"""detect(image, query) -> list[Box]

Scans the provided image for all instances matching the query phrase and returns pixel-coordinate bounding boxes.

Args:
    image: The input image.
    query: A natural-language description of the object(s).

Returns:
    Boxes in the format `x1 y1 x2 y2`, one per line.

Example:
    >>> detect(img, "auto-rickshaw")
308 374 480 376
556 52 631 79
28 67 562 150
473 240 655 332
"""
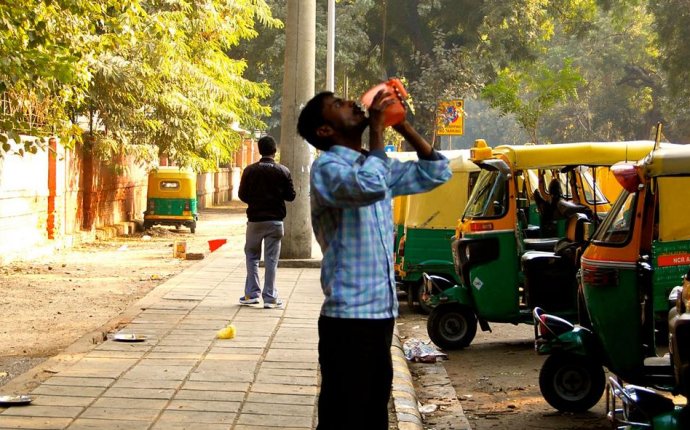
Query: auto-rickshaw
396 149 480 313
534 141 690 414
426 140 660 349
389 151 420 276
143 167 198 233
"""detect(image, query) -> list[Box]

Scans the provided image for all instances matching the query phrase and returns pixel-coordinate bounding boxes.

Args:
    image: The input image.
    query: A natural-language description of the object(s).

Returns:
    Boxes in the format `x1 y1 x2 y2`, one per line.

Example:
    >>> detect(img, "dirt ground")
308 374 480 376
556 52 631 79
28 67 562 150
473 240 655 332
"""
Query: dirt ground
0 202 248 390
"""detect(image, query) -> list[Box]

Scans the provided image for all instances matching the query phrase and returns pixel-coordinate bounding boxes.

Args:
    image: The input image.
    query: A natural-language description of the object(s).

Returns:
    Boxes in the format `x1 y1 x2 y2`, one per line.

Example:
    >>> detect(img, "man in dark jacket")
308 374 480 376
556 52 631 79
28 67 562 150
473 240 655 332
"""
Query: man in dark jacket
238 135 296 308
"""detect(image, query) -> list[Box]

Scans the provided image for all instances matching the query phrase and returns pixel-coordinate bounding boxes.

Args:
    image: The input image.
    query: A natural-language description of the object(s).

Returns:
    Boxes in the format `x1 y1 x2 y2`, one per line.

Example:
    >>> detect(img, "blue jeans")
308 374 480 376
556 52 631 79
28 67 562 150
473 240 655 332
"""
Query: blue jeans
244 220 284 302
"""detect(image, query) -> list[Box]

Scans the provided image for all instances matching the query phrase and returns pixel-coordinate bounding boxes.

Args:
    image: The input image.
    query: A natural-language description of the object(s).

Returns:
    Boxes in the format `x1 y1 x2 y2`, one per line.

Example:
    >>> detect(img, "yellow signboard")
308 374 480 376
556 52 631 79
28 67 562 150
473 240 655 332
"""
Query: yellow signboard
436 100 464 136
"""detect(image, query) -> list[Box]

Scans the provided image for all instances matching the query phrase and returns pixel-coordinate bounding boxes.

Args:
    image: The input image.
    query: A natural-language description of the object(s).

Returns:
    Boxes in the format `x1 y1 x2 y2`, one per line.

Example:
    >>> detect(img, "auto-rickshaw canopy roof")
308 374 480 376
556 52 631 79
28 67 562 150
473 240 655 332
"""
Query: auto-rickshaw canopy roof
390 150 477 226
490 141 659 170
148 166 196 179
640 144 690 178
405 150 479 229
629 143 690 242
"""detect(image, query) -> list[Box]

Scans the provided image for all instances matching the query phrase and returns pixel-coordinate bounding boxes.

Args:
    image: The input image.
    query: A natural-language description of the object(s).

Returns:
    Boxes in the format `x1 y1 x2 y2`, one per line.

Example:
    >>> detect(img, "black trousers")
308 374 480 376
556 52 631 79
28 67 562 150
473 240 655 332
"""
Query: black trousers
317 315 395 430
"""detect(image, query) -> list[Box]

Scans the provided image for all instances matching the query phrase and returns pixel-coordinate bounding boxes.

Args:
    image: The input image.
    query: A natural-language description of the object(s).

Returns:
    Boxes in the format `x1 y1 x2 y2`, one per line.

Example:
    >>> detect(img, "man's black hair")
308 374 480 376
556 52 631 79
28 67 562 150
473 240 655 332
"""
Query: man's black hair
258 135 277 156
297 91 334 151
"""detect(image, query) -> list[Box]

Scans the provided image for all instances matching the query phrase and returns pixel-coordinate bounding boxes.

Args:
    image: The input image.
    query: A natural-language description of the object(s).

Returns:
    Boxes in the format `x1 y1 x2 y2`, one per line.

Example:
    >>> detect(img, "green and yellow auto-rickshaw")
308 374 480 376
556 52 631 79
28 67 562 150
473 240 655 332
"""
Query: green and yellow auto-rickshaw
426 140 660 349
143 167 198 233
396 149 480 313
389 151 420 276
534 141 688 414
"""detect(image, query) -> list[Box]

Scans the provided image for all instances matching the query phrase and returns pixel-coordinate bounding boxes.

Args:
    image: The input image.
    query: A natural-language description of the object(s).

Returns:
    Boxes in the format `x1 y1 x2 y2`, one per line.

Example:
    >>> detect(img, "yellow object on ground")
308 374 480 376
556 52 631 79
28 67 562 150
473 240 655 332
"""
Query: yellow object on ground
216 324 236 339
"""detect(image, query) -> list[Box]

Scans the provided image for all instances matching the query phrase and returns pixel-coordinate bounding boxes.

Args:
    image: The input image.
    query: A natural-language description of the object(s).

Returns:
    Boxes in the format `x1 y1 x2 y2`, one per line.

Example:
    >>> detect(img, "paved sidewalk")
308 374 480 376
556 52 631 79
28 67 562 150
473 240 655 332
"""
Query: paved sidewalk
0 244 423 429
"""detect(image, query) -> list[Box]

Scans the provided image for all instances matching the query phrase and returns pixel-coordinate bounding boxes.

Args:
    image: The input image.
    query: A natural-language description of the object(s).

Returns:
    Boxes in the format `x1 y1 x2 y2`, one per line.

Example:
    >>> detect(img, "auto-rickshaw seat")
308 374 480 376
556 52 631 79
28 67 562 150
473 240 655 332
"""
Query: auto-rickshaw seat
565 213 589 243
524 238 560 252
556 199 593 221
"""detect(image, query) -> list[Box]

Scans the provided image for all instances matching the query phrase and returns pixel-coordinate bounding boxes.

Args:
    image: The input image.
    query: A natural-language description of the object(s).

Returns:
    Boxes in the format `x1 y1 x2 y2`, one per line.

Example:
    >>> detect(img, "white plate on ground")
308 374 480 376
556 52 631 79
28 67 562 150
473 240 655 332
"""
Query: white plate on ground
0 395 33 406
112 333 147 342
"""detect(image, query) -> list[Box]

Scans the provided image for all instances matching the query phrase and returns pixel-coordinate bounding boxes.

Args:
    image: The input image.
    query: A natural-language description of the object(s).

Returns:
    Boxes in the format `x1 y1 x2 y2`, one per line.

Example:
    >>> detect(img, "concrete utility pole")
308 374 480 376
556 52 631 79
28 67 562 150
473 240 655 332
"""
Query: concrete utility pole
280 0 316 259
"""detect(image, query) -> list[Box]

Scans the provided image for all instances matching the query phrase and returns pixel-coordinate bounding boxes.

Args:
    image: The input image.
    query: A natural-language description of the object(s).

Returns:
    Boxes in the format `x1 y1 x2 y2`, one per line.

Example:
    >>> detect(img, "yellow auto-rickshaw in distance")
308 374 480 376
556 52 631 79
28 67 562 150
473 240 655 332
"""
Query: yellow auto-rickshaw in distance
143 167 198 233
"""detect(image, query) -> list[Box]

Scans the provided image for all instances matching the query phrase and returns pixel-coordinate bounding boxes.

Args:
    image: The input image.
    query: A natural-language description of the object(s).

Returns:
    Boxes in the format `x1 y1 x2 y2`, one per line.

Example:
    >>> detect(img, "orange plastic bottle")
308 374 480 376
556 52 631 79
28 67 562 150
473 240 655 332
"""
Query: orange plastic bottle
360 78 409 127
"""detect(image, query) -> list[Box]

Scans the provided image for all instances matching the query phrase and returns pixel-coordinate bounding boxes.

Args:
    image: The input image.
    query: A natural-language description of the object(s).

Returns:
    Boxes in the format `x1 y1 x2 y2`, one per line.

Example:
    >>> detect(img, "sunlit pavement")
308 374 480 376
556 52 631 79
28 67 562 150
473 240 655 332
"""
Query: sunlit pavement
0 231 433 429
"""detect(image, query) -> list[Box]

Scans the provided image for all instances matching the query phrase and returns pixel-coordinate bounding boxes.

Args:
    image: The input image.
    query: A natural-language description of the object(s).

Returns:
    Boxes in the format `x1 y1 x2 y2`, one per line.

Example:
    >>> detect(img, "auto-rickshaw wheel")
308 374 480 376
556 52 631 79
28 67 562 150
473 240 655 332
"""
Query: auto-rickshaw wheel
143 221 153 231
427 304 477 350
539 352 605 412
407 282 431 315
189 221 196 234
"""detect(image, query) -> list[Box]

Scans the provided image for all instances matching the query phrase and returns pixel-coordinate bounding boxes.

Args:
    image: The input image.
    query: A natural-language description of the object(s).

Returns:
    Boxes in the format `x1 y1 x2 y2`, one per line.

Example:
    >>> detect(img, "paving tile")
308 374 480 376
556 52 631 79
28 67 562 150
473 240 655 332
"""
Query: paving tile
154 409 235 424
31 385 107 398
150 345 208 354
260 361 317 371
93 343 152 353
203 353 262 361
211 341 266 349
137 358 198 367
166 399 240 413
110 379 181 390
86 350 148 360
250 383 318 396
173 389 244 402
254 373 317 387
68 418 153 430
264 349 318 363
205 348 264 356
0 405 83 418
157 338 213 348
91 397 168 409
241 402 313 417
180 381 250 393
150 422 229 430
245 392 316 406
234 426 310 430
256 368 316 378
269 342 317 350
79 407 160 421
56 358 138 379
41 377 113 388
190 361 256 382
0 415 72 429
236 412 312 428
31 395 95 407
120 364 194 381
102 387 176 400
146 352 205 360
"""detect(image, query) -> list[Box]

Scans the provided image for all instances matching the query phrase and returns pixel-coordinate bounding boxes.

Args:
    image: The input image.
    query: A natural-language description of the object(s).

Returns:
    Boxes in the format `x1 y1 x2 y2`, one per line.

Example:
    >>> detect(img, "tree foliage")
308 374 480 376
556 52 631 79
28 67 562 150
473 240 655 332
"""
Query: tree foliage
482 59 584 143
3 0 690 164
1 0 280 169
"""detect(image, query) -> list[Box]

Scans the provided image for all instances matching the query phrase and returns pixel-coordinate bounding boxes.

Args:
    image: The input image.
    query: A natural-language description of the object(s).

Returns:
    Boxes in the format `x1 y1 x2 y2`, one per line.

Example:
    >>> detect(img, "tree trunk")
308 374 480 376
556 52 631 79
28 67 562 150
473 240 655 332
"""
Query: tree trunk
280 0 316 259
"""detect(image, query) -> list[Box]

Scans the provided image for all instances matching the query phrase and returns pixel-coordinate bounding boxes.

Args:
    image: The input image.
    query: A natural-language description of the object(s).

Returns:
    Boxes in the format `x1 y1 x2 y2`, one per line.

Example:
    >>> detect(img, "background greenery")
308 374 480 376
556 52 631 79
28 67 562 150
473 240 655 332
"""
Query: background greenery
2 0 688 166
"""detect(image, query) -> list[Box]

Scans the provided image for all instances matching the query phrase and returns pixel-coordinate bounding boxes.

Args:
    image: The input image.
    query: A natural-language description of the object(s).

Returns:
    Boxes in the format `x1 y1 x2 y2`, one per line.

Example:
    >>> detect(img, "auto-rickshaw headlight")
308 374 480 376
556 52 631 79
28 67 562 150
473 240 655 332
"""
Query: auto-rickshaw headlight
611 162 642 193
465 245 471 261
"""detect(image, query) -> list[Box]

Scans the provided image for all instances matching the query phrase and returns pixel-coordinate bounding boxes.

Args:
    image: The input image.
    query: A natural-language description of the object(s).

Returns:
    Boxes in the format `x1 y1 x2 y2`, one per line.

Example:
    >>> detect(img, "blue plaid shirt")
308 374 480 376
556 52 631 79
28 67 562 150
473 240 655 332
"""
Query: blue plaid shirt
310 146 451 319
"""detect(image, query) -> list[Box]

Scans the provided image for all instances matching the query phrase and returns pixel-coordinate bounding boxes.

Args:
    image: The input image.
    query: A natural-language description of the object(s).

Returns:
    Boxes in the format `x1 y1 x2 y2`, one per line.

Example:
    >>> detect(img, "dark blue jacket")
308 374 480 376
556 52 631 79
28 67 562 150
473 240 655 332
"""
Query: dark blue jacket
238 157 296 221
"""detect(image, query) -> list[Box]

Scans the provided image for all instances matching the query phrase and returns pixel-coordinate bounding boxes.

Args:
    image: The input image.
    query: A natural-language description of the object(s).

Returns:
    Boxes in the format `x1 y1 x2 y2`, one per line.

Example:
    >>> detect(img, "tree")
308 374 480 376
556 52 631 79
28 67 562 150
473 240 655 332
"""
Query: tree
0 0 107 154
83 0 281 170
482 59 584 144
1 0 281 169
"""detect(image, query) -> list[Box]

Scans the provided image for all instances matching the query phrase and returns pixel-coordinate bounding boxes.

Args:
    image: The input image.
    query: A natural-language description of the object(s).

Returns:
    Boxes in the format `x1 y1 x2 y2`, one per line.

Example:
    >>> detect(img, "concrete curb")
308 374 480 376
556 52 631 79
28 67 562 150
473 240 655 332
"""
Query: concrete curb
391 327 424 430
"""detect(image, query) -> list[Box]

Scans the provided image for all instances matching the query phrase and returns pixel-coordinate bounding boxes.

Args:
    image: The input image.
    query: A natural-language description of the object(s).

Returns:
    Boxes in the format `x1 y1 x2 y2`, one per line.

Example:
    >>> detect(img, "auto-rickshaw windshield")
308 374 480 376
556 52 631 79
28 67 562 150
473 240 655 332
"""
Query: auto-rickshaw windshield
463 169 508 219
580 168 609 205
592 190 635 244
